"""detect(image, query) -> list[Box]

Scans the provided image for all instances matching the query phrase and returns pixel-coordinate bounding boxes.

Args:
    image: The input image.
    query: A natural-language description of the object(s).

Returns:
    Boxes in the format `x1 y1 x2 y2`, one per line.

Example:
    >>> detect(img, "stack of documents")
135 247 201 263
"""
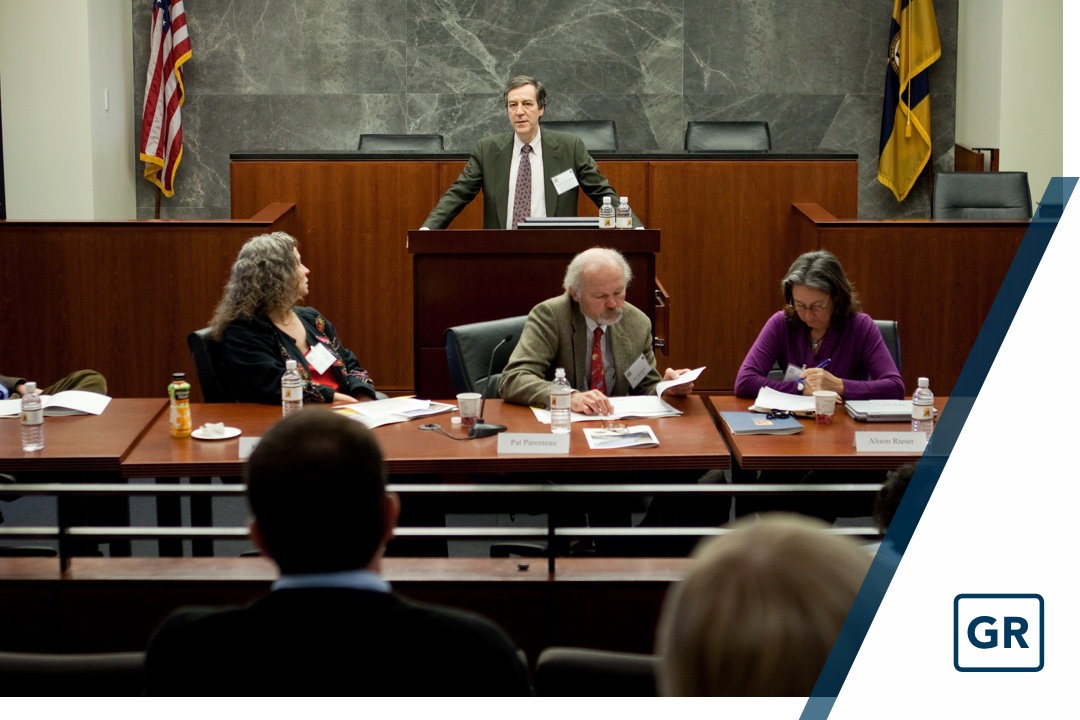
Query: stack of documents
0 390 112 417
334 397 455 429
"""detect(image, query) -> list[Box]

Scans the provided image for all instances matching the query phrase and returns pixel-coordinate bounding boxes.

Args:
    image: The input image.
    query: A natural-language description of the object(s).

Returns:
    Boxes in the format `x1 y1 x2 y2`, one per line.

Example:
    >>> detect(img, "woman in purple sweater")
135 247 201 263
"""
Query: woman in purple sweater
735 250 904 401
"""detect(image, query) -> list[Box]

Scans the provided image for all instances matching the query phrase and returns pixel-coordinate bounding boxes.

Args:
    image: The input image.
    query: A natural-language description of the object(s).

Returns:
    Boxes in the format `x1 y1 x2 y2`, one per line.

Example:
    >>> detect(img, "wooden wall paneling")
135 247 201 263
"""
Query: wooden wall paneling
794 204 1025 395
648 161 859 390
0 204 296 399
436 161 485 229
584 161 650 225
231 162 441 391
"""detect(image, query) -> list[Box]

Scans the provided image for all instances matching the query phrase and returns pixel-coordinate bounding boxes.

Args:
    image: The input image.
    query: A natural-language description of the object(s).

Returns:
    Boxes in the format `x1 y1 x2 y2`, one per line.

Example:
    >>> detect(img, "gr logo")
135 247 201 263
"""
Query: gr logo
954 594 1044 672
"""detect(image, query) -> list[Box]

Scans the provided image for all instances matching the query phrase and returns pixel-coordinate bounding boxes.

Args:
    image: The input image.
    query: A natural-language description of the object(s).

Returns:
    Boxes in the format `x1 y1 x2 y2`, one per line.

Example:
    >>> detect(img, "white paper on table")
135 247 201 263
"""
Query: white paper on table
748 386 816 416
0 391 112 417
343 396 430 417
530 395 681 425
654 366 705 397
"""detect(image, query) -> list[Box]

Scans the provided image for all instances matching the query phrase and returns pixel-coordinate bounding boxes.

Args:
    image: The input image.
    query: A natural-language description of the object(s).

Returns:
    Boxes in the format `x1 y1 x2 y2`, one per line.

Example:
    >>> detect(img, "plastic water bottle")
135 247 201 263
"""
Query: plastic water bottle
20 381 44 451
550 368 572 434
282 360 304 416
599 196 615 229
615 196 633 229
911 376 934 439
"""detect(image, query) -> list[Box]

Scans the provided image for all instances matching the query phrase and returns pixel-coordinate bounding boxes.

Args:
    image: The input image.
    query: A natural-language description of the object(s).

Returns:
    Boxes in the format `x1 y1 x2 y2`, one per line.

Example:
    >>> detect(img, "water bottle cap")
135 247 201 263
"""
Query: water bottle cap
917 377 929 387
555 367 566 378
286 360 298 371
602 196 611 204
619 196 628 203
24 381 36 394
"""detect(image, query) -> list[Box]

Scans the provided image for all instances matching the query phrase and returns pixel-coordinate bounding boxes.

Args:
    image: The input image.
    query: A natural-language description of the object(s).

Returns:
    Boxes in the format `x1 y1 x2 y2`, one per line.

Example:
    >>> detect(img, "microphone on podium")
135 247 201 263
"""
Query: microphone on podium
469 333 513 439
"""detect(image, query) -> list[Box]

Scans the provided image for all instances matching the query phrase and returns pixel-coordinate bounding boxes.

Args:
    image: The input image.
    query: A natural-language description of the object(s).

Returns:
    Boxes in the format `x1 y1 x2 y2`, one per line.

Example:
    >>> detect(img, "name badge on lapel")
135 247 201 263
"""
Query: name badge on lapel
551 169 579 195
305 343 336 374
625 353 652 389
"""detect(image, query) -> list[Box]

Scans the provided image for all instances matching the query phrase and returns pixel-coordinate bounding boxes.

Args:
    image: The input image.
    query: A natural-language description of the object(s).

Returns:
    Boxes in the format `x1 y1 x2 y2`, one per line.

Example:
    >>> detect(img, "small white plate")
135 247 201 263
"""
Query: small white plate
192 426 242 441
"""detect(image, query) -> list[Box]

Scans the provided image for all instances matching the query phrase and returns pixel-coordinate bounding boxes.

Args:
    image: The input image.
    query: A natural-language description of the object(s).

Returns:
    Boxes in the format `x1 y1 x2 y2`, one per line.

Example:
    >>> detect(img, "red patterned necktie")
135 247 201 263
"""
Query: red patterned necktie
590 326 606 394
511 144 532 229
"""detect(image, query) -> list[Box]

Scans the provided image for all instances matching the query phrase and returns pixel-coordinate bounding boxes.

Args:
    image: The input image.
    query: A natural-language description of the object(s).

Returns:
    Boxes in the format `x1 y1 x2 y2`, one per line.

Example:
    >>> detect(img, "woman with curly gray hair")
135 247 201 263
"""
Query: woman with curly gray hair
210 232 377 404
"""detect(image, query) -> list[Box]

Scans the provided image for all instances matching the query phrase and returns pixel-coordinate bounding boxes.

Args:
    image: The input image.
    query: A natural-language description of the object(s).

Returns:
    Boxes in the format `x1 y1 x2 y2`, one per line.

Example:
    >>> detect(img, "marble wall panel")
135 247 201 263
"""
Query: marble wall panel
406 0 683 95
132 0 960 220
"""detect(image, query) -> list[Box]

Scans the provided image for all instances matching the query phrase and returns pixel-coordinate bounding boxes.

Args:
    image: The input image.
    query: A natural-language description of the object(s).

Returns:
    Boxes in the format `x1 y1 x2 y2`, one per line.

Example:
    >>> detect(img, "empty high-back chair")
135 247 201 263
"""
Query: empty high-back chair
445 316 529 399
358 134 444 152
684 121 771 152
931 171 1032 219
541 120 619 152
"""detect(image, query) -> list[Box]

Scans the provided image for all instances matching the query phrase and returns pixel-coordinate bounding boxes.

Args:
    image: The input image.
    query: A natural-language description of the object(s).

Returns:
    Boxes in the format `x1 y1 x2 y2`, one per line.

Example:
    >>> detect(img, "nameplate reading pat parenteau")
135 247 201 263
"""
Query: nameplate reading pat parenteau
854 431 927 453
497 433 571 455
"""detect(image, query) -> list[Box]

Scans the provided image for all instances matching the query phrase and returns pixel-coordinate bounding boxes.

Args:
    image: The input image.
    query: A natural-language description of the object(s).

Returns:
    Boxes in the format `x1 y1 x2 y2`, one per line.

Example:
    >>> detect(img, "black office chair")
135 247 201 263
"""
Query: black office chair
187 328 237 403
541 120 619 152
445 315 542 556
766 318 900 380
445 315 529 399
874 319 901 373
684 120 771 152
0 650 145 696
357 133 444 152
534 647 660 697
932 171 1032 219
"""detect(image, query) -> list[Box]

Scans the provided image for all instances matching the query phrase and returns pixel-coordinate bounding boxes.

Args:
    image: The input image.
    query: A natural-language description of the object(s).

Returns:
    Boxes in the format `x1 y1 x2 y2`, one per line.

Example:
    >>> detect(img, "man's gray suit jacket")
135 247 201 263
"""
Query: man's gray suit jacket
499 292 661 408
422 128 632 230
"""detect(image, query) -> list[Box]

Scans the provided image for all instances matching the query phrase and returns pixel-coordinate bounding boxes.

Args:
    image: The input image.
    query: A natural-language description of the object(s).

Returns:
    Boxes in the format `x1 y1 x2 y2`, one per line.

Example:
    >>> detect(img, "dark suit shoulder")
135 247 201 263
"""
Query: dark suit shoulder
146 590 530 696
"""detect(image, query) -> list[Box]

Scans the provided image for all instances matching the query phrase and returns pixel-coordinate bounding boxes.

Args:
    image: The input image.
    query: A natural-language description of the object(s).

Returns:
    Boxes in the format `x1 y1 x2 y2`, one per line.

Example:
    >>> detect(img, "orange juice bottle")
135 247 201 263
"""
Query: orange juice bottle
168 372 192 438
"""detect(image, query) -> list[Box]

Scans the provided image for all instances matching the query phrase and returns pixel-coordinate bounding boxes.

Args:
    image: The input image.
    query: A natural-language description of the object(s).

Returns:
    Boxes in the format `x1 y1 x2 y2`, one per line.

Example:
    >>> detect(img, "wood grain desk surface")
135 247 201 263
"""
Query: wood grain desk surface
705 394 947 470
0 398 166 474
121 395 730 478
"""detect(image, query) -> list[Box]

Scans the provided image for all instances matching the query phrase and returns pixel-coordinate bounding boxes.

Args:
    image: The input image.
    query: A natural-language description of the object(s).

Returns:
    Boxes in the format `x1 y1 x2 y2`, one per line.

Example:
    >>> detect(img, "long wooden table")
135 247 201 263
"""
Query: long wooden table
121 395 730 478
705 394 944 471
0 398 167 556
0 399 166 474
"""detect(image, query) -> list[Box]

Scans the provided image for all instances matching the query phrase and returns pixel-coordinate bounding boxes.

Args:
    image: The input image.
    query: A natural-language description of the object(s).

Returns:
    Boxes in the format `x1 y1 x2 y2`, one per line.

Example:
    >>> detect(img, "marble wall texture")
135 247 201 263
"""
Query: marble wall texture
132 0 958 220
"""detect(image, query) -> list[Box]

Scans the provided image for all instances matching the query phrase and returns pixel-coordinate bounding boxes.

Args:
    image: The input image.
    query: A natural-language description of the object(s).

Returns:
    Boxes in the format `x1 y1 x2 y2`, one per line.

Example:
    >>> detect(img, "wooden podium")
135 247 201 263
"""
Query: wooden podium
408 229 661 398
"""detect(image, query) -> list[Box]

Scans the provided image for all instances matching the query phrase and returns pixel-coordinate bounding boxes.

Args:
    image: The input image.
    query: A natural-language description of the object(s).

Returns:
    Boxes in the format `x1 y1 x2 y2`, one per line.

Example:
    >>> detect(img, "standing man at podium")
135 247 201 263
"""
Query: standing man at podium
420 75 639 230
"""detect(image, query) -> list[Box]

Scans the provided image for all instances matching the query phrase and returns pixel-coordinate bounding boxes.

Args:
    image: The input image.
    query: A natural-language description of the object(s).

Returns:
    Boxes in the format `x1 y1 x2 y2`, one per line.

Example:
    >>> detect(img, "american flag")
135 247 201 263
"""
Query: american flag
139 0 192 198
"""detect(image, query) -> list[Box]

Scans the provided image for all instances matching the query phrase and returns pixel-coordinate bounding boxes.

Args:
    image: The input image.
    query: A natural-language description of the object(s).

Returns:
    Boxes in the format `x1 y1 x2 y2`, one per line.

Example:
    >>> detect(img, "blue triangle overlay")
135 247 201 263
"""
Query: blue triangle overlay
801 176 1077 719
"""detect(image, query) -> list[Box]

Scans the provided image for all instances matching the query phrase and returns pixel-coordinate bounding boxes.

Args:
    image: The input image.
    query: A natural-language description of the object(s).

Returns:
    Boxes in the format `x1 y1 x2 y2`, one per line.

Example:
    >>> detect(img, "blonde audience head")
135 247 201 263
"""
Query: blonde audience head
656 513 872 696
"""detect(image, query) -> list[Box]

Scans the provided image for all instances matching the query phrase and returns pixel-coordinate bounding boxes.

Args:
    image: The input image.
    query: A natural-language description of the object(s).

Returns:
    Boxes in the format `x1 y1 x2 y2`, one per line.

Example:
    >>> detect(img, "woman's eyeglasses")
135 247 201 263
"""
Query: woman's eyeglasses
791 301 831 315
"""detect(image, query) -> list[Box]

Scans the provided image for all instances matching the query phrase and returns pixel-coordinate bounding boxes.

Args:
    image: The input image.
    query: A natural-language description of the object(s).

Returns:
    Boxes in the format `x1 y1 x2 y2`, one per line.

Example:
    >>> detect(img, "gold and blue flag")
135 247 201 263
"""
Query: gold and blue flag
878 0 941 202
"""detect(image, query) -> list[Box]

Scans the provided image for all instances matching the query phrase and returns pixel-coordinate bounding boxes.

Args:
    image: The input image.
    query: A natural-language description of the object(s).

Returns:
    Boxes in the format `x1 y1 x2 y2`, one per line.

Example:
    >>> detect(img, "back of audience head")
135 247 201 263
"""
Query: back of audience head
245 409 397 575
874 463 915 533
656 513 872 696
